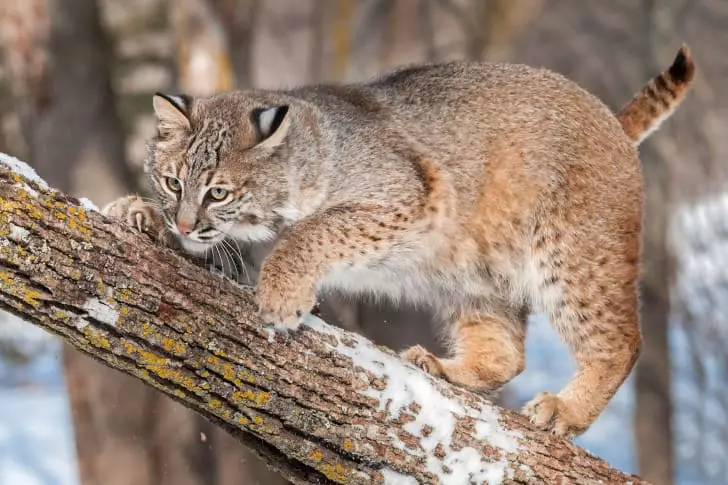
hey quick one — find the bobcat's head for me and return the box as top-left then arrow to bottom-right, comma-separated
145,92 -> 321,256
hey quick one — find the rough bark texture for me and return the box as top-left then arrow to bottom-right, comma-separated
0,166 -> 648,485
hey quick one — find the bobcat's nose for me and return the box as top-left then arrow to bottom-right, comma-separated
176,218 -> 195,236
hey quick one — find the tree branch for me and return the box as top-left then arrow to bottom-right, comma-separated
0,158 -> 647,484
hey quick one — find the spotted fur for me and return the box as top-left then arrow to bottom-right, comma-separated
104,46 -> 694,438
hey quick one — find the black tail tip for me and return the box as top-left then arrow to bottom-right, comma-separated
668,44 -> 696,84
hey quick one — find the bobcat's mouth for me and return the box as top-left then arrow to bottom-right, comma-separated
178,237 -> 215,256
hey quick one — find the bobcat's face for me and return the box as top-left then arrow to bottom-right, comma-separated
146,93 -> 297,256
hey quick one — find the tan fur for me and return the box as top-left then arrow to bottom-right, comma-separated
104,46 -> 694,438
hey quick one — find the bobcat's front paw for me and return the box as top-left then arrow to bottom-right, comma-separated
256,270 -> 316,331
102,195 -> 165,240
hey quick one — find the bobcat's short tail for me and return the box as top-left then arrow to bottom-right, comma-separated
617,45 -> 696,146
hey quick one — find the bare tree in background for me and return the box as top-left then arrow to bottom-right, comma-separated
212,0 -> 261,87
170,2 -> 289,483
632,2 -> 689,484
1,0 -> 282,484
172,0 -> 236,94
437,0 -> 543,61
3,1 -> 161,484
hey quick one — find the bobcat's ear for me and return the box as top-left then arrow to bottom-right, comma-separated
153,93 -> 192,132
253,105 -> 290,149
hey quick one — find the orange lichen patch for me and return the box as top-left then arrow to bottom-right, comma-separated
120,339 -> 205,394
215,407 -> 233,422
52,308 -> 73,322
113,288 -> 135,304
140,323 -> 187,355
343,439 -> 354,452
1,189 -> 42,221
305,448 -> 356,481
320,463 -> 352,482
0,243 -> 35,268
232,389 -> 270,406
203,355 -> 256,387
83,326 -> 112,350
0,271 -> 41,306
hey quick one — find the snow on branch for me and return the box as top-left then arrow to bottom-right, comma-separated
0,154 -> 647,484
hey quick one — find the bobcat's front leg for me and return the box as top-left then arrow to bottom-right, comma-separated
102,195 -> 169,243
257,204 -> 411,330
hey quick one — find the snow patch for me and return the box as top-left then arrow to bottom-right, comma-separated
0,153 -> 50,192
74,318 -> 90,330
0,153 -> 100,216
301,314 -> 521,484
78,197 -> 98,212
8,224 -> 30,242
381,467 -> 419,485
263,327 -> 276,343
82,298 -> 119,327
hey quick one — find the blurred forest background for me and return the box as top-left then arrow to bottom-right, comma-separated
0,1 -> 727,484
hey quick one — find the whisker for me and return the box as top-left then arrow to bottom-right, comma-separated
212,244 -> 223,275
230,239 -> 250,281
221,239 -> 245,282
219,233 -> 251,283
221,243 -> 236,280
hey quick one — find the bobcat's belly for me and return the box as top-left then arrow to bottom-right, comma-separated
319,250 -> 495,310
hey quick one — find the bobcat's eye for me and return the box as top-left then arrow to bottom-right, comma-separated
165,177 -> 182,192
208,187 -> 229,201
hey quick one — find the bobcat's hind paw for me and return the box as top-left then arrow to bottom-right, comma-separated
522,392 -> 589,438
401,345 -> 446,377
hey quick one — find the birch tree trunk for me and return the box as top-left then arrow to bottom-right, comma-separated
0,162 -> 648,485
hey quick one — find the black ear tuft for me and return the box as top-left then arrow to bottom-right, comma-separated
154,93 -> 192,116
252,105 -> 290,141
153,93 -> 193,132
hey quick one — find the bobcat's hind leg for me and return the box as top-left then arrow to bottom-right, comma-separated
522,188 -> 642,437
401,307 -> 527,392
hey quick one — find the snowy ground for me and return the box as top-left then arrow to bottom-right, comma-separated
0,317 -> 79,485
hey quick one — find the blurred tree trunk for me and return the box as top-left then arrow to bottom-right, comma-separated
172,3 -> 289,483
172,0 -> 236,94
437,0 -> 543,61
212,0 -> 261,87
24,1 -> 158,485
7,1 -> 275,484
634,1 -> 683,484
330,0 -> 353,81
308,0 -> 327,83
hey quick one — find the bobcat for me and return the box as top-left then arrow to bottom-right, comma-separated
104,46 -> 695,437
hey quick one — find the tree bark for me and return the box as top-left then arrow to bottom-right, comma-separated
0,163 -> 648,485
